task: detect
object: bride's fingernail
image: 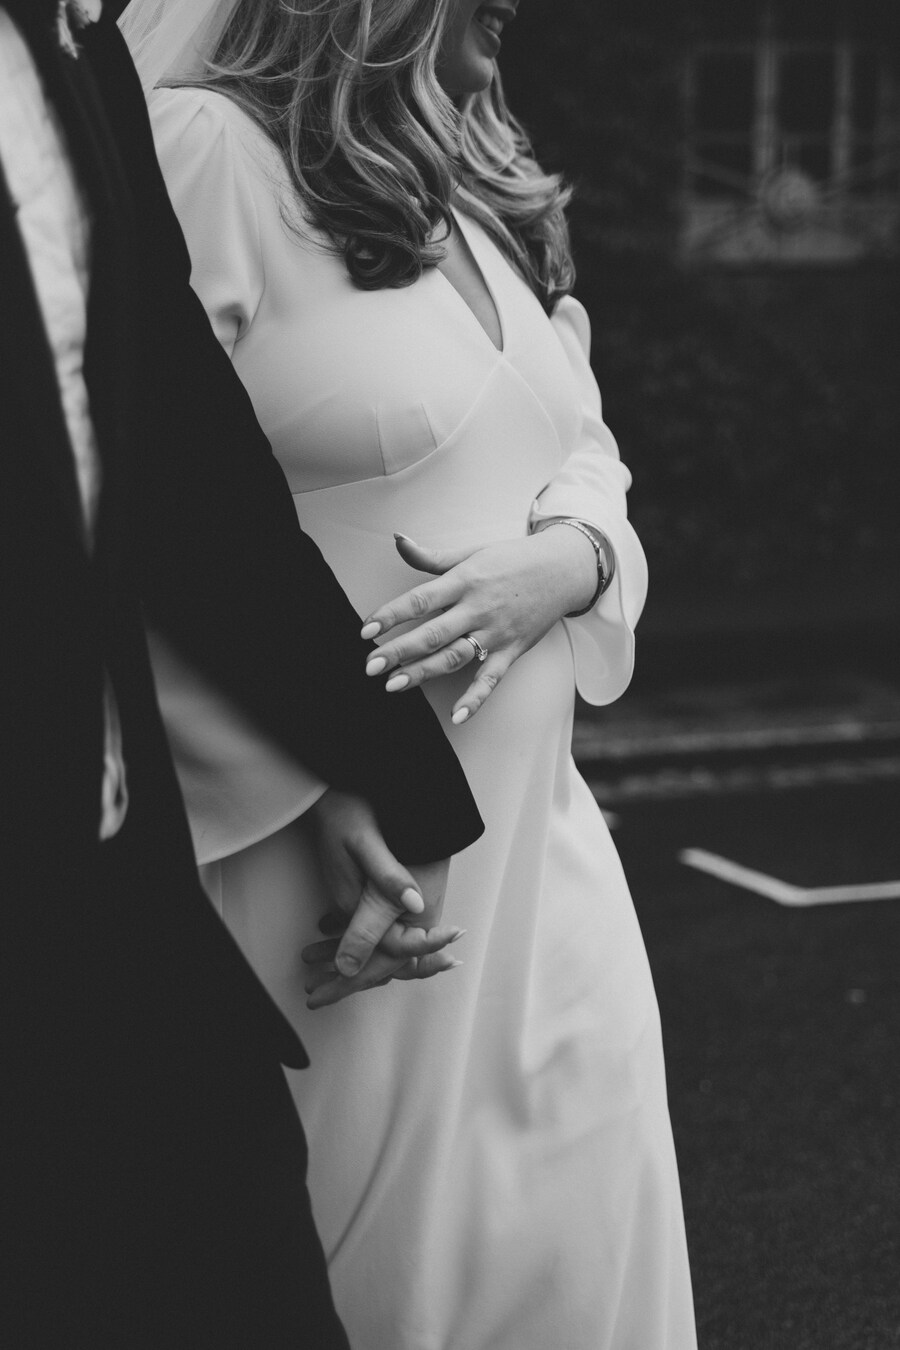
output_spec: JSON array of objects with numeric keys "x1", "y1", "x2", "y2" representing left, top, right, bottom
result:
[
  {"x1": 449, "y1": 929, "x2": 467, "y2": 944},
  {"x1": 401, "y1": 887, "x2": 424, "y2": 914},
  {"x1": 361, "y1": 621, "x2": 381, "y2": 640},
  {"x1": 366, "y1": 655, "x2": 387, "y2": 676},
  {"x1": 451, "y1": 707, "x2": 470, "y2": 725},
  {"x1": 336, "y1": 954, "x2": 360, "y2": 977},
  {"x1": 393, "y1": 532, "x2": 413, "y2": 543},
  {"x1": 444, "y1": 958, "x2": 464, "y2": 971},
  {"x1": 385, "y1": 673, "x2": 410, "y2": 692}
]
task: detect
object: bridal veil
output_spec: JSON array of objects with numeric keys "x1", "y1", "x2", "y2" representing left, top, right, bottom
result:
[{"x1": 118, "y1": 0, "x2": 240, "y2": 94}]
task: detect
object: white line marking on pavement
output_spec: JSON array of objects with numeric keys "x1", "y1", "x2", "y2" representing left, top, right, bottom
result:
[{"x1": 679, "y1": 848, "x2": 900, "y2": 907}]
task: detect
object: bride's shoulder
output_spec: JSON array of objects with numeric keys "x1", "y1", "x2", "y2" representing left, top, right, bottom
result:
[{"x1": 148, "y1": 85, "x2": 273, "y2": 173}]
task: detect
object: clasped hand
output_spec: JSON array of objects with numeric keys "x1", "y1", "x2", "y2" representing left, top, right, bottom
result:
[
  {"x1": 302, "y1": 790, "x2": 462, "y2": 1009},
  {"x1": 360, "y1": 528, "x2": 598, "y2": 723}
]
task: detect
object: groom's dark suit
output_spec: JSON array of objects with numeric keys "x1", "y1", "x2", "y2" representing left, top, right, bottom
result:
[{"x1": 0, "y1": 2, "x2": 482, "y2": 1344}]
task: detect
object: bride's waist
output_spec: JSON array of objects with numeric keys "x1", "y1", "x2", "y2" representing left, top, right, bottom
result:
[
  {"x1": 292, "y1": 508, "x2": 522, "y2": 624},
  {"x1": 289, "y1": 496, "x2": 578, "y2": 733},
  {"x1": 293, "y1": 478, "x2": 531, "y2": 545},
  {"x1": 294, "y1": 473, "x2": 530, "y2": 567}
]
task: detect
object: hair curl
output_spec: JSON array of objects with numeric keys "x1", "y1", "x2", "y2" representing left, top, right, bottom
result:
[{"x1": 192, "y1": 0, "x2": 573, "y2": 310}]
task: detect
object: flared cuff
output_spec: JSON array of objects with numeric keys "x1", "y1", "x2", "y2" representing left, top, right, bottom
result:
[{"x1": 528, "y1": 501, "x2": 649, "y2": 707}]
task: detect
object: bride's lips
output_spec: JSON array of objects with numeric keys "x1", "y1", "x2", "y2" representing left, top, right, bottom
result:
[{"x1": 474, "y1": 3, "x2": 517, "y2": 53}]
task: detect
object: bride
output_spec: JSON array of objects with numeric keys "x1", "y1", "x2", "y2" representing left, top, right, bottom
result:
[{"x1": 120, "y1": 0, "x2": 697, "y2": 1345}]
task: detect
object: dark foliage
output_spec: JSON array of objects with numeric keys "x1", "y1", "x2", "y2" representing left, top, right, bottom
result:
[{"x1": 502, "y1": 2, "x2": 900, "y2": 609}]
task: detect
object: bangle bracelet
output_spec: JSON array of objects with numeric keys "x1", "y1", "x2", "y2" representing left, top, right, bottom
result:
[{"x1": 538, "y1": 517, "x2": 615, "y2": 617}]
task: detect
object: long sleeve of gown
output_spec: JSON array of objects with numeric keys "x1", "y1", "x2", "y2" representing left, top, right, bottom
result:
[
  {"x1": 528, "y1": 295, "x2": 649, "y2": 705},
  {"x1": 141, "y1": 89, "x2": 324, "y2": 863},
  {"x1": 146, "y1": 89, "x2": 266, "y2": 359}
]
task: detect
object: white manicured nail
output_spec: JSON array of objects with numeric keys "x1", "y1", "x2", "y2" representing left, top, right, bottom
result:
[
  {"x1": 361, "y1": 621, "x2": 381, "y2": 639},
  {"x1": 451, "y1": 707, "x2": 470, "y2": 725},
  {"x1": 385, "y1": 673, "x2": 409, "y2": 692},
  {"x1": 401, "y1": 887, "x2": 424, "y2": 914},
  {"x1": 366, "y1": 655, "x2": 387, "y2": 676}
]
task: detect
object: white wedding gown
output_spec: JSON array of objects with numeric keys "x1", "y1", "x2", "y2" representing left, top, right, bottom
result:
[{"x1": 150, "y1": 88, "x2": 697, "y2": 1350}]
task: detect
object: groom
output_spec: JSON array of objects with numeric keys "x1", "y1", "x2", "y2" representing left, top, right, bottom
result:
[{"x1": 0, "y1": 1, "x2": 482, "y2": 1344}]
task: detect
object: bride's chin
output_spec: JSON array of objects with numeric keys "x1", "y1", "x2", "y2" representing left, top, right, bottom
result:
[{"x1": 449, "y1": 62, "x2": 495, "y2": 98}]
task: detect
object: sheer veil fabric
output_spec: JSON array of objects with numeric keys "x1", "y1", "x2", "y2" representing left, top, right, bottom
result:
[{"x1": 118, "y1": 0, "x2": 239, "y2": 94}]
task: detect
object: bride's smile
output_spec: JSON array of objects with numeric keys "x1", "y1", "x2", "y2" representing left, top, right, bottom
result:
[{"x1": 437, "y1": 0, "x2": 519, "y2": 96}]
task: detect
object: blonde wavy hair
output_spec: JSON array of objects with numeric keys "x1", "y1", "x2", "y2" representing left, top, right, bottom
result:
[{"x1": 191, "y1": 0, "x2": 574, "y2": 309}]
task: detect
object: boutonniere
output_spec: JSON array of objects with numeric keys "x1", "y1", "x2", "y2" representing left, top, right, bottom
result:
[{"x1": 56, "y1": 0, "x2": 103, "y2": 58}]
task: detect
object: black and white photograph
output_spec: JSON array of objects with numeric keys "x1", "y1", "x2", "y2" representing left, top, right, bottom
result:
[{"x1": 2, "y1": 0, "x2": 897, "y2": 1345}]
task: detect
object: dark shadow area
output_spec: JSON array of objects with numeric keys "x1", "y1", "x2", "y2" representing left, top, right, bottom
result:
[{"x1": 502, "y1": 0, "x2": 900, "y2": 660}]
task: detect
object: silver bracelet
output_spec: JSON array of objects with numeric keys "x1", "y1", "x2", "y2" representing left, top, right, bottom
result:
[{"x1": 538, "y1": 517, "x2": 615, "y2": 617}]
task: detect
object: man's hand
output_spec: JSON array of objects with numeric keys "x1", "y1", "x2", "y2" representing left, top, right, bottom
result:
[{"x1": 304, "y1": 791, "x2": 460, "y2": 1008}]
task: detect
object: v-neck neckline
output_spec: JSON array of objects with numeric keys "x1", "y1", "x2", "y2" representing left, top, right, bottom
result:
[{"x1": 436, "y1": 206, "x2": 506, "y2": 356}]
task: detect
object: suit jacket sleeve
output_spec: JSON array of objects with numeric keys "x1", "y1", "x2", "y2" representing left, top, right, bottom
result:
[{"x1": 86, "y1": 13, "x2": 483, "y2": 863}]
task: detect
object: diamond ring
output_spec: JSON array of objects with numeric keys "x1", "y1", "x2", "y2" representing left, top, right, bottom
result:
[{"x1": 463, "y1": 634, "x2": 488, "y2": 663}]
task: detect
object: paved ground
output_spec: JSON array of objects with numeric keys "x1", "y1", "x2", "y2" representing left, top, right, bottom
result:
[
  {"x1": 574, "y1": 669, "x2": 900, "y2": 808},
  {"x1": 573, "y1": 669, "x2": 900, "y2": 1348}
]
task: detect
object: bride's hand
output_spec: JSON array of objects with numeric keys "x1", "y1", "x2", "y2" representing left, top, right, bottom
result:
[
  {"x1": 301, "y1": 818, "x2": 462, "y2": 1007},
  {"x1": 302, "y1": 907, "x2": 463, "y2": 1010},
  {"x1": 359, "y1": 529, "x2": 598, "y2": 723}
]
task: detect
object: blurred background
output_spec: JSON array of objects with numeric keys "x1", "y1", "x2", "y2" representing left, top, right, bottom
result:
[
  {"x1": 504, "y1": 0, "x2": 899, "y2": 646},
  {"x1": 502, "y1": 2, "x2": 900, "y2": 1345}
]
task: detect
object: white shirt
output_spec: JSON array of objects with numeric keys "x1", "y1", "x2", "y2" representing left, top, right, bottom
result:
[{"x1": 0, "y1": 6, "x2": 128, "y2": 840}]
